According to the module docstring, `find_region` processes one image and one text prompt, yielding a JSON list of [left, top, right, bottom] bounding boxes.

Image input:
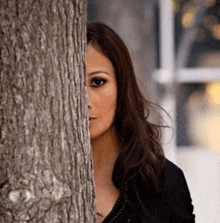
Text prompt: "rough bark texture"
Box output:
[[0, 0, 97, 222]]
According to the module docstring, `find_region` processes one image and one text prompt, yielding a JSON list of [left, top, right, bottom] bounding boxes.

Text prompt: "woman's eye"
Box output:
[[91, 78, 107, 87]]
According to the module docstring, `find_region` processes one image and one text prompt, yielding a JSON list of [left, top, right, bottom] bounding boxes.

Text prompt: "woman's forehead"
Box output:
[[87, 45, 115, 76]]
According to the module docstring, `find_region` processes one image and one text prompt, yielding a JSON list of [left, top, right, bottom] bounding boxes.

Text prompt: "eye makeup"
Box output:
[[91, 77, 107, 87]]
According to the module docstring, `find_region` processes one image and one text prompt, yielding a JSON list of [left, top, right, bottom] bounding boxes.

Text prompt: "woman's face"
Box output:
[[87, 44, 117, 140]]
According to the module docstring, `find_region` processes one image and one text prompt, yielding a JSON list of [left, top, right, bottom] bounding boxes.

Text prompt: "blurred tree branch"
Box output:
[[176, 0, 208, 68]]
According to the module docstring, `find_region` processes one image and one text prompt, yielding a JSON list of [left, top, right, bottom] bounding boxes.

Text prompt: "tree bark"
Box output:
[[0, 0, 97, 222]]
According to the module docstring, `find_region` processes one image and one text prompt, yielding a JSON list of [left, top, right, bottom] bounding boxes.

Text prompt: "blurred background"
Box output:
[[88, 0, 220, 222]]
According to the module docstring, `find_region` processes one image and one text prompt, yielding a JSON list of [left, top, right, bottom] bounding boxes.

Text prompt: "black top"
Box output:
[[102, 160, 195, 223]]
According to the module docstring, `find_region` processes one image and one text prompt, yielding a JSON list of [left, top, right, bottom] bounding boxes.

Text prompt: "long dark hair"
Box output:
[[87, 22, 166, 215]]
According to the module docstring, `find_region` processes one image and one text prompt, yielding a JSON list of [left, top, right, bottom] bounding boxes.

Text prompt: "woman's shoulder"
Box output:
[[154, 159, 195, 222], [124, 159, 195, 222], [112, 160, 195, 223], [161, 159, 184, 187], [158, 159, 192, 203]]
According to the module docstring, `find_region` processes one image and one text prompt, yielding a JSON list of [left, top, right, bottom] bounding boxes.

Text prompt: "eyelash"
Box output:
[[91, 77, 107, 87]]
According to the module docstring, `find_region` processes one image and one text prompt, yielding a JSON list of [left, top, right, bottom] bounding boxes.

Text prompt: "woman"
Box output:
[[87, 22, 195, 223]]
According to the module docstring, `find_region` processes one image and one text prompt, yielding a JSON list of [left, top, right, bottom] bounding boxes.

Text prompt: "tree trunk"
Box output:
[[0, 0, 97, 222]]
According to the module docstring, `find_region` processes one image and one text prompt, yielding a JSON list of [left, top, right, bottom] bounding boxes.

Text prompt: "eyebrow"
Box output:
[[88, 70, 111, 76]]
